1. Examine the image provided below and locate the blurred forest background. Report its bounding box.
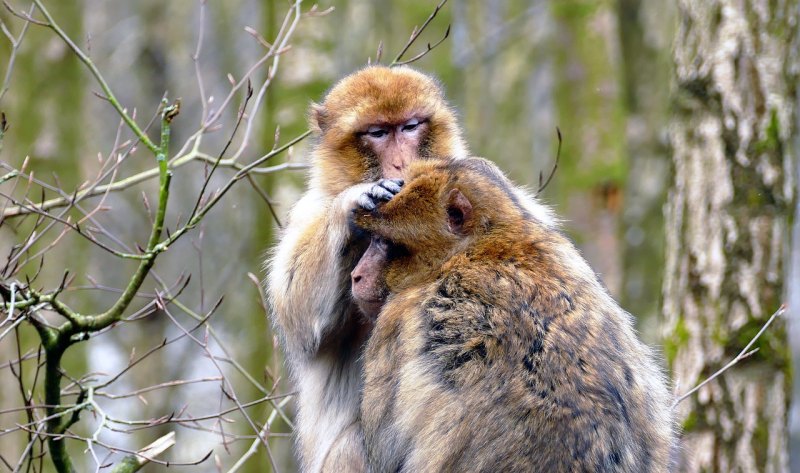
[0,0,797,472]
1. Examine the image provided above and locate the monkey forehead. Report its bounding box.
[407,157,559,228]
[323,66,447,130]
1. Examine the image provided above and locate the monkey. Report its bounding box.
[266,65,467,472]
[350,157,676,472]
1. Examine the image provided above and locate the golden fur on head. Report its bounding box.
[312,66,444,132]
[353,158,532,293]
[308,66,467,196]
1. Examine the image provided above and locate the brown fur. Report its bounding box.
[353,158,676,472]
[267,66,466,472]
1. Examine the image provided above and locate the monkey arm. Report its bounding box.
[267,183,373,358]
[268,183,374,473]
[320,421,367,473]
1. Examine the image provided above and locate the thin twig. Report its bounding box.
[392,24,451,66]
[110,432,176,473]
[193,0,208,124]
[536,127,561,196]
[0,148,302,218]
[0,2,35,104]
[231,0,303,162]
[30,0,159,154]
[390,0,449,66]
[2,1,46,26]
[672,304,787,408]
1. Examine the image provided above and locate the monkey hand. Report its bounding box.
[356,179,404,212]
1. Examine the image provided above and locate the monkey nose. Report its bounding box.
[352,273,362,285]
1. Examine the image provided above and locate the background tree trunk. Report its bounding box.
[664,1,797,471]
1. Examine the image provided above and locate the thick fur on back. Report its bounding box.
[356,158,676,472]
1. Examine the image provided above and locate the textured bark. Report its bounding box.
[665,1,797,471]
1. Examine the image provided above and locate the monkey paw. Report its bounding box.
[357,179,404,212]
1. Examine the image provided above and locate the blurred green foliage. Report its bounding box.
[0,0,678,471]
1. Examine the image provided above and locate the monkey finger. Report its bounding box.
[380,179,403,194]
[357,194,377,211]
[369,185,395,202]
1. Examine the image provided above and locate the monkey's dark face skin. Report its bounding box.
[359,117,431,179]
[350,236,389,319]
[353,157,676,473]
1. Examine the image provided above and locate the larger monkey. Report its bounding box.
[351,158,676,472]
[266,66,466,472]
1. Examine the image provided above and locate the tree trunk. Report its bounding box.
[664,1,797,471]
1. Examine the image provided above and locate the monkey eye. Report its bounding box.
[401,118,421,132]
[367,126,389,139]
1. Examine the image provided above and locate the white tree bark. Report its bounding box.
[665,1,797,471]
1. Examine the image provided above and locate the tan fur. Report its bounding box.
[266,66,466,472]
[320,422,367,473]
[354,158,677,472]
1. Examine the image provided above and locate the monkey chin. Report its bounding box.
[354,298,384,322]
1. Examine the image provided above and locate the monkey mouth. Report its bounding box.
[355,298,385,320]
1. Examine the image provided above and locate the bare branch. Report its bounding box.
[536,127,561,196]
[110,432,176,473]
[390,0,449,66]
[30,0,159,154]
[672,304,787,408]
[392,24,451,67]
[0,3,35,104]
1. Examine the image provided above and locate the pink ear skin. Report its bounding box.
[309,103,328,133]
[446,188,472,235]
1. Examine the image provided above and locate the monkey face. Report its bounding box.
[307,66,467,195]
[350,161,478,302]
[351,236,389,320]
[358,117,430,179]
[351,157,538,307]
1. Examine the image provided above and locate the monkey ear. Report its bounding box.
[309,102,328,133]
[446,188,473,235]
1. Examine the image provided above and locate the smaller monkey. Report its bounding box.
[350,158,676,472]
